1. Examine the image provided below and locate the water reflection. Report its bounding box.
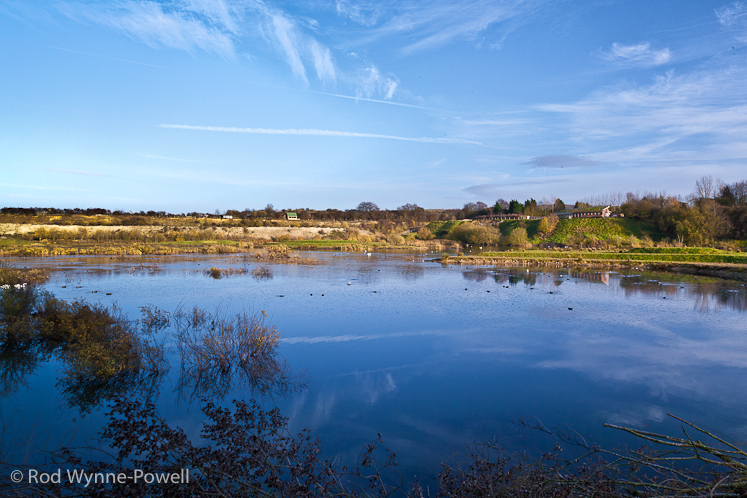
[619,274,747,313]
[0,299,306,415]
[58,370,164,416]
[399,264,425,281]
[4,254,747,483]
[459,267,746,313]
[0,342,49,398]
[173,307,306,405]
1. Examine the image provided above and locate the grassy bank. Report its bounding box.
[0,238,253,257]
[541,217,658,244]
[440,248,747,281]
[486,218,663,246]
[434,216,746,252]
[479,248,747,264]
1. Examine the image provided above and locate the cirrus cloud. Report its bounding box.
[160,124,484,145]
[600,42,672,67]
[523,155,601,169]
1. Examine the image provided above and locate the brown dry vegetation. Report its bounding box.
[0,216,457,257]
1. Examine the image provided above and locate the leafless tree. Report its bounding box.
[730,180,747,204]
[693,175,722,199]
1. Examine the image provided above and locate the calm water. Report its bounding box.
[3,252,747,485]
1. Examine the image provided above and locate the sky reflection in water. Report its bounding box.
[2,252,746,482]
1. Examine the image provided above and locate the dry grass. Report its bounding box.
[0,264,50,286]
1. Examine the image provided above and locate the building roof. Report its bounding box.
[557,205,610,214]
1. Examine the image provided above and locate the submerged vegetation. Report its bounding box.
[0,265,162,378]
[251,265,273,279]
[3,398,746,497]
[0,265,302,410]
[203,266,248,279]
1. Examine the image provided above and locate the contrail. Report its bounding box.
[159,124,484,146]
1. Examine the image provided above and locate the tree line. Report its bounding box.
[2,177,745,243]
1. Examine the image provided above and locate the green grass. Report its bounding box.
[268,239,361,246]
[161,240,241,246]
[427,218,660,246]
[425,220,466,238]
[0,238,33,247]
[544,218,659,244]
[479,249,747,264]
[497,220,540,239]
[627,247,728,254]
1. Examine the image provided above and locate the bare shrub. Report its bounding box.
[251,266,273,280]
[5,397,409,497]
[173,308,304,400]
[203,266,248,279]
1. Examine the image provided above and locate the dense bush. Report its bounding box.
[1,266,165,379]
[449,223,501,245]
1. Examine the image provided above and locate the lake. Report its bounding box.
[2,251,747,487]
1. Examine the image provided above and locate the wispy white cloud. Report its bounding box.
[716,1,747,41]
[537,65,747,165]
[309,39,336,82]
[349,0,538,55]
[600,42,672,67]
[160,124,483,145]
[308,89,434,110]
[524,155,601,169]
[355,65,397,99]
[270,12,307,82]
[716,1,747,27]
[58,1,342,85]
[335,0,384,27]
[58,0,238,58]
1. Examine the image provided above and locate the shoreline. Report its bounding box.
[3,237,746,282]
[436,255,747,282]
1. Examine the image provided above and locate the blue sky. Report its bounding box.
[1,0,746,211]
